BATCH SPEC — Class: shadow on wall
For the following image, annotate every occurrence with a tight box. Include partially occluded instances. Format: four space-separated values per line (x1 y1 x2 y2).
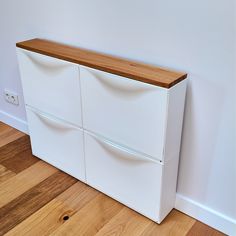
177 74 233 213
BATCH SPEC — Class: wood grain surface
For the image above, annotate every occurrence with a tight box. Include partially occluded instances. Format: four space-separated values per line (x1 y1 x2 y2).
16 38 187 88
0 123 24 148
0 122 225 236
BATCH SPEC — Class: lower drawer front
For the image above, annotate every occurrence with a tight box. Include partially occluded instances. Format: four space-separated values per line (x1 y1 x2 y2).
26 106 85 182
84 131 163 222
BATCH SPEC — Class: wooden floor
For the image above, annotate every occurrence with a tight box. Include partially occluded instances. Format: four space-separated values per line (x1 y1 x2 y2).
0 122 225 236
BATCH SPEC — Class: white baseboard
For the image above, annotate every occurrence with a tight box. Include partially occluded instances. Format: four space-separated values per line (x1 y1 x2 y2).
175 193 236 235
0 110 28 134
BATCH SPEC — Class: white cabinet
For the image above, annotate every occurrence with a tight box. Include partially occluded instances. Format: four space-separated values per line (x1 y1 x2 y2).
80 66 168 161
17 49 82 127
26 106 86 181
16 39 187 224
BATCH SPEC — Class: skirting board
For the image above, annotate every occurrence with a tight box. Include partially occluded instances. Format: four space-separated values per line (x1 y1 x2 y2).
0 110 28 134
175 193 236 235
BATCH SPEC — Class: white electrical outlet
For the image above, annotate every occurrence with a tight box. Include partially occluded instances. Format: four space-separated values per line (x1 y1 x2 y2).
4 89 19 105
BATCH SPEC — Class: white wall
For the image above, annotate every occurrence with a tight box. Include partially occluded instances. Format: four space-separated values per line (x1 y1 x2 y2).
0 0 235 234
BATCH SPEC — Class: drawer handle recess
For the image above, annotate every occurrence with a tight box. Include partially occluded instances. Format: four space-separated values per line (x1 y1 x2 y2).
29 107 75 131
86 68 154 94
90 132 156 163
25 51 71 70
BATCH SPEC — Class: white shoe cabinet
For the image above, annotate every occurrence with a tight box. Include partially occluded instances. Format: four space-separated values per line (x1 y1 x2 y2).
16 39 187 223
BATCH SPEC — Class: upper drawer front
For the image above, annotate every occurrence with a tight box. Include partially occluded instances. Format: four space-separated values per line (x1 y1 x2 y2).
17 49 82 127
80 66 168 161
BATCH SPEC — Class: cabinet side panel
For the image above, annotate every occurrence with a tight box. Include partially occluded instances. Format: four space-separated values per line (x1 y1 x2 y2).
158 157 179 222
158 80 187 222
163 80 187 163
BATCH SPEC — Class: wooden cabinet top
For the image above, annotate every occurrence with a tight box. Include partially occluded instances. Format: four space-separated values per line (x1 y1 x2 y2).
16 38 187 88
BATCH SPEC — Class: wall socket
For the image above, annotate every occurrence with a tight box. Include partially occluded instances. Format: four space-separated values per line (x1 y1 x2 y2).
4 89 19 105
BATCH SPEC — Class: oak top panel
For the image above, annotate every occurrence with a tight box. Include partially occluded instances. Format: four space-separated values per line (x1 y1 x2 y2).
16 38 187 88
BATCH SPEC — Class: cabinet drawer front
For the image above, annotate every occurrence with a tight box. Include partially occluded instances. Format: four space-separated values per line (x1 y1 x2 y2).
81 66 168 161
17 49 82 127
84 131 163 222
26 106 85 182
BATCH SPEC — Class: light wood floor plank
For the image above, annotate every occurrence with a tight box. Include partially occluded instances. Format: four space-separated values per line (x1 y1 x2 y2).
95 207 152 236
0 164 16 184
140 210 196 236
0 122 10 132
0 124 25 148
56 181 99 210
5 182 99 236
0 161 57 208
50 194 124 236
